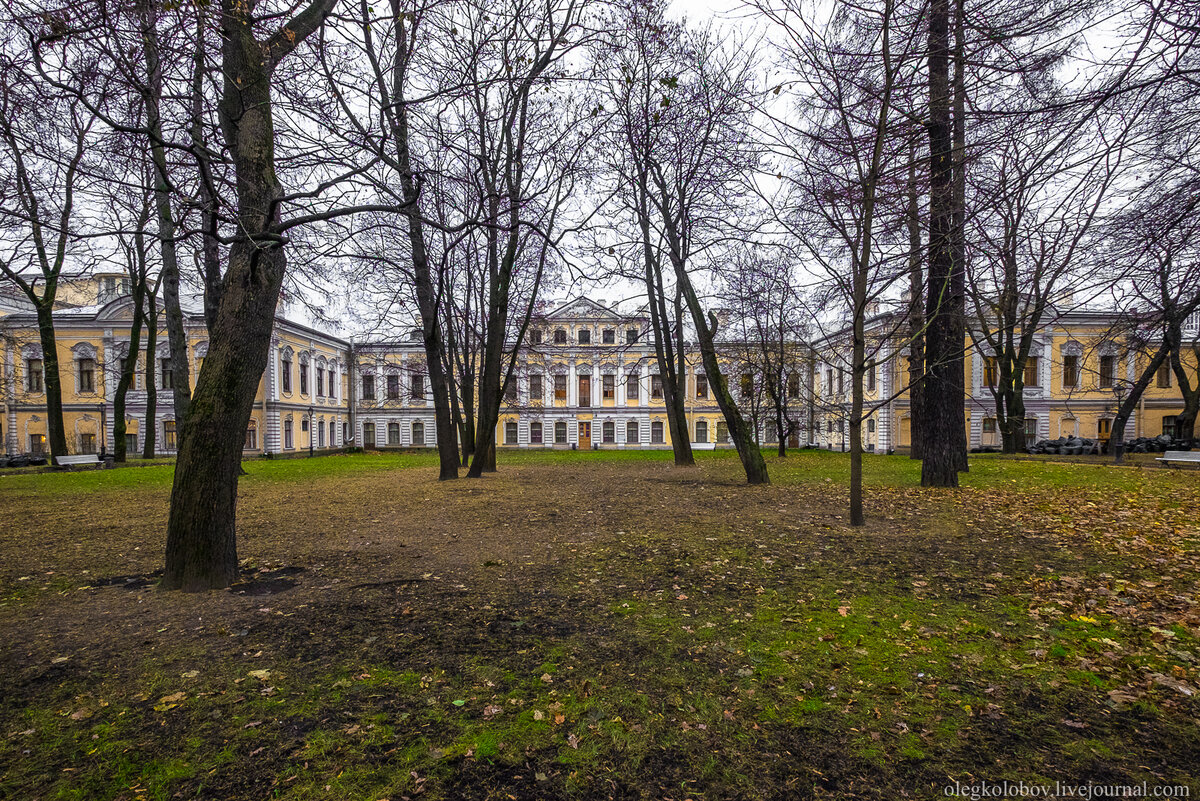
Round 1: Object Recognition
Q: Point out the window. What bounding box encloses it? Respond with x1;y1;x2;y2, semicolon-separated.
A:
696;373;708;399
245;424;257;450
362;421;375;446
164;420;178;449
388;422;401;445
867;418;876;434
79;433;96;454
530;329;543;345
984;357;997;387
281;355;292;393
1023;417;1037;438
603;328;615;344
300;360;309;395
342;422;348;443
301;417;309;433
1163;415;1177;438
26;359;43;393
316;368;324;397
741;374;754;399
318;421;326;447
505;382;518;403
825;369;834;395
603;421;615;443
626;374;640;402
362;374;376;400
578;421;591;443
28;434;45;455
1023;357;1039;387
329;369;337;398
411;373;425;399
787;373;800;399
554;328;567;344
413;421;425;445
284;419;294;449
836;370;843;395
554;374;567;400
579;375;591;407
506;421;519;444
626;421;639;443
602;374;615;400
555;421;568;443
695;420;708;442
1063;354;1079;388
578;329;591;345
387;374;400;399
1158;361;1172;388
651;421;664;443
866;361;876;393
982;418;997;433
79;358;96;393
651;375;663;399
626;328;639;344
530;374;543;401
126;433;138;453
157;358;171;391
531;421;543;444
716;422;729;443
1099;355;1115;388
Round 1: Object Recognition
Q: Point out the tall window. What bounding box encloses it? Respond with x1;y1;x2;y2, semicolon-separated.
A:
388;422;401;445
651;421;664;443
555;421;567;443
300;360;309;395
158;358;172;391
554;328;567;344
387;374;400;399
245;423;258;450
505;382;518;403
695;420;708;442
651;375;663;399
787;373;800;399
531;421;543;444
362;421;375;446
126;433;138;453
79;433;96;454
717;422;729;443
411;373;425;399
316;368;324;397
554;374;567;400
835;370;843;395
318;421;326;447
1158;361;1172;388
578;375;591;407
164;420;178;449
602;374;615;400
1163;415;1177;438
26;359;43;393
29;434;46;455
826;369;834;395
603;328;615;344
328;369;337;399
866;361;876;393
1023;417;1037;439
984;357;997;387
626;328;639;344
695;373;708;399
578;329;591;345
1023;357;1039;387
626;374;639;402
530;374;543;401
362;374;376;400
281;355;293;393
413;421;425;445
79;358;96;393
506;421;519;444
741;374;754;399
284;418;294;449
1063;355;1079;388
626;420;639;443
530;329;543;345
603;421;615;443
1099;355;1115;388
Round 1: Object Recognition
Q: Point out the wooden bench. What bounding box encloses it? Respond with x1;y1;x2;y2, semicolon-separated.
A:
1157;450;1200;467
55;454;102;467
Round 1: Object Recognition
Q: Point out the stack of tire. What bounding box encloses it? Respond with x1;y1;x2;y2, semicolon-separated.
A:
1028;436;1099;455
0;455;49;468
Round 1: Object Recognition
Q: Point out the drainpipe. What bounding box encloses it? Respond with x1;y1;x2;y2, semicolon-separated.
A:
348;339;357;447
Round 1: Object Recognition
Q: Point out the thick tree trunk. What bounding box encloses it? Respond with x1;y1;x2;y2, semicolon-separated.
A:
35;304;69;460
950;0;969;473
1170;340;1199;440
921;0;959;488
142;299;158;459
1111;342;1171;464
907;151;924;460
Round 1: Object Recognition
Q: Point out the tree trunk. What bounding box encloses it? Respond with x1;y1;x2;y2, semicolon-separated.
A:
35;303;69;460
920;0;959;488
1111;342;1171;464
950;0;969;473
142;298;158;459
907;148;924;461
113;277;147;463
1170;340;1199;440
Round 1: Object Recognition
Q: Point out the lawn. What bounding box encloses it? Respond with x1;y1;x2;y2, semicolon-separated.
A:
1;450;1198;800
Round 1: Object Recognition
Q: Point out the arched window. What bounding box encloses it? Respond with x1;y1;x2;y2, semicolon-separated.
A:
505;421;518;444
412;421;426;445
695;420;708;442
388;422;401;445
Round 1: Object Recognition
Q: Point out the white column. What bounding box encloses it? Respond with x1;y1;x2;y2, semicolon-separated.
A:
568;361;577;407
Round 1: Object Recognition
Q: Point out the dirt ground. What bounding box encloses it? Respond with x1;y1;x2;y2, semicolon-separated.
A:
1;451;1198;800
